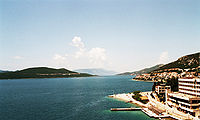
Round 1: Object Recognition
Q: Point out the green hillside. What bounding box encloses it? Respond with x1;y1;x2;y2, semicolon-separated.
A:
16;67;76;74
117;72;133;75
133;64;163;75
0;67;94;79
118;64;163;75
154;52;199;72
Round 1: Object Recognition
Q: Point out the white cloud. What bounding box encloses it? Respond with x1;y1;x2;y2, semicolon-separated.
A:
13;56;23;59
52;36;108;69
69;36;108;67
70;36;85;50
53;54;66;60
74;50;85;58
70;36;107;61
70;36;87;58
65;54;68;57
88;47;106;65
158;51;169;64
52;54;69;68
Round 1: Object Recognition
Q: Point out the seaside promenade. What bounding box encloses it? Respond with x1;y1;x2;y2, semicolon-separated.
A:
109;92;170;119
109;91;198;120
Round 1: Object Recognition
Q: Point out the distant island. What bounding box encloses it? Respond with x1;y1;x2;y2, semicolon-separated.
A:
75;68;117;76
0;67;94;79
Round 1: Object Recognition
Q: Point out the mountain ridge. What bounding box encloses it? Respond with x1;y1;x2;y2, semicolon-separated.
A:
75;68;117;76
153;52;200;72
135;52;200;81
118;64;163;75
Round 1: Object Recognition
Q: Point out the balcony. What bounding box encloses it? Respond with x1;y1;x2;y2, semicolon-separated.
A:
179;82;200;87
168;93;190;101
179;78;200;82
179;86;200;92
177;101;200;106
179;89;200;96
179;105;200;112
169;98;176;102
179;106;194;112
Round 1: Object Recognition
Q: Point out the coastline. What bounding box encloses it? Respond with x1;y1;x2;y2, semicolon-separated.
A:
108;93;148;108
132;79;154;82
108;92;174;120
0;75;97;80
109;91;196;120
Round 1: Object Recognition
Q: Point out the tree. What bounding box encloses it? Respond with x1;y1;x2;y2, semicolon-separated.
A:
152;82;156;91
166;76;178;92
133;91;141;95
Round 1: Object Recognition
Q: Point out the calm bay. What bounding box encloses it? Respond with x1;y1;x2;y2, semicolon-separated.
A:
0;75;156;120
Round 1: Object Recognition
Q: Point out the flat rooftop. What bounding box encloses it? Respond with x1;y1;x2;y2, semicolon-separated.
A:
168;92;200;100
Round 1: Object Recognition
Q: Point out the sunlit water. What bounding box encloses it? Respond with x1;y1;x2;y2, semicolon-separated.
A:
0;75;156;120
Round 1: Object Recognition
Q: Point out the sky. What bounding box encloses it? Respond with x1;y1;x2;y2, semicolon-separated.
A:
0;0;200;73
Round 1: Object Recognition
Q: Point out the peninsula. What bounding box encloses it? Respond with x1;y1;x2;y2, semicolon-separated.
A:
0;67;94;79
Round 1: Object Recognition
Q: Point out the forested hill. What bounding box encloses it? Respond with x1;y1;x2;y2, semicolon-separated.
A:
17;67;76;74
154;52;200;72
0;67;94;79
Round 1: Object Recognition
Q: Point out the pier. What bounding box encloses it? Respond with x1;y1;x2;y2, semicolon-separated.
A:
110;107;171;119
110;107;142;111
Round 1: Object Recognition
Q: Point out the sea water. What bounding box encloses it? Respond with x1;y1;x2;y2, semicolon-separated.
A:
0;75;156;120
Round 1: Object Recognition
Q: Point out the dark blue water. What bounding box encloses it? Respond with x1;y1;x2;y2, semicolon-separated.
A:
0;75;155;120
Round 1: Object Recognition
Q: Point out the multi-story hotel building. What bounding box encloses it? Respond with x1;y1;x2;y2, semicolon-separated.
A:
155;84;171;95
166;77;200;118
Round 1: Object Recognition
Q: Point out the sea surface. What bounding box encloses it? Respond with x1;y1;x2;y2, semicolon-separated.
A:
0;75;156;120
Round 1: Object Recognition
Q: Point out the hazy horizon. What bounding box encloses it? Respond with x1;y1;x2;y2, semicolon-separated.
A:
1;0;200;73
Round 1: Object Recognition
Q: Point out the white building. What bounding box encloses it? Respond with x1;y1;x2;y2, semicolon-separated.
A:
166;77;200;119
155;84;171;95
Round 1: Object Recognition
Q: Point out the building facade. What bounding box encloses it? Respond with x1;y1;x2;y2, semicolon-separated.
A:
155;84;171;95
166;78;200;118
